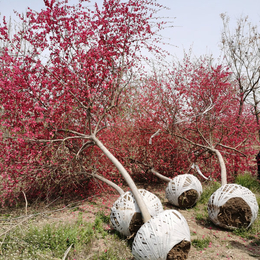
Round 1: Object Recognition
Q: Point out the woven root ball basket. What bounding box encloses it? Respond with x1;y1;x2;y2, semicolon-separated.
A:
132;209;191;260
110;189;163;236
208;183;259;229
166;174;203;208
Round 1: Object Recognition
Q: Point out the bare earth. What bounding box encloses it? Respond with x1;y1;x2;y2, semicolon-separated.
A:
62;183;260;259
1;183;259;259
150;184;260;260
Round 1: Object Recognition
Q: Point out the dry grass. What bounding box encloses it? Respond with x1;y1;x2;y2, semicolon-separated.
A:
0;176;259;259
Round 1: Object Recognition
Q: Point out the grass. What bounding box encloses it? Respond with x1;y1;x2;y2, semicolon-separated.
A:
0;173;259;259
197;180;221;205
235;172;260;193
195;212;206;221
232;173;260;243
232;217;260;249
0;216;93;259
0;211;133;260
191;237;211;250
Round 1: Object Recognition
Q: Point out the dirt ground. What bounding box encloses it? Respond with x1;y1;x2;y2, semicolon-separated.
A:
178;206;260;260
101;183;260;260
1;183;260;260
152;184;260;260
66;183;260;259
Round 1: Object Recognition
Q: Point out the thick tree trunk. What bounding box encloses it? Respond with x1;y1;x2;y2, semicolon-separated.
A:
151;168;171;182
92;173;124;195
212;148;227;186
91;135;151;222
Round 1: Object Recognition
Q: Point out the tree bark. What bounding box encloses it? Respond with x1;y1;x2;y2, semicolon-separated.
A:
212;148;227;186
151;168;171;182
92;173;124;195
91;135;151;222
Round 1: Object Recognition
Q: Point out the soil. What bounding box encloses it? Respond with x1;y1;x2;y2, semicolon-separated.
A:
167;240;191;260
178;189;198;208
143;184;260;260
1;183;260;259
218;197;252;228
129;212;143;235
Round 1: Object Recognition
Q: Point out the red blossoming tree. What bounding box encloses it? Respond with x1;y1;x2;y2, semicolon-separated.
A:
0;0;166;206
126;55;258;185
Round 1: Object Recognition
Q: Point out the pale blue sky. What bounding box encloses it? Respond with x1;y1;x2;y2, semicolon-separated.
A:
0;0;260;60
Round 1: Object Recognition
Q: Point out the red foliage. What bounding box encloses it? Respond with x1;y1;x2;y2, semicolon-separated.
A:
121;55;258;183
171;56;258;182
0;1;257;206
0;0;165;205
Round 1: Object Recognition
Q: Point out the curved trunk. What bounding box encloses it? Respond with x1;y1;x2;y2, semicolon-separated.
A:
91;135;151;222
212;148;227;186
92;173;124;195
151;168;171;182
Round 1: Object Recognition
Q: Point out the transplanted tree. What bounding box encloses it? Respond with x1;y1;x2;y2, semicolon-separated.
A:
111;68;192;183
0;0;165;207
137;55;257;185
0;2;193;258
172;56;258;184
89;172;163;237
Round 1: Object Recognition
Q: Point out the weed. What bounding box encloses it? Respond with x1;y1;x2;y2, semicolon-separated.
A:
198;181;221;205
96;211;110;224
235;173;260;193
233;216;260;239
94;248;120;260
93;214;109;238
195;212;206;221
233;227;254;239
192;237;211;250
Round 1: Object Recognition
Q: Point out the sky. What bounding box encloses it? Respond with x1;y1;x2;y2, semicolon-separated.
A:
0;0;260;61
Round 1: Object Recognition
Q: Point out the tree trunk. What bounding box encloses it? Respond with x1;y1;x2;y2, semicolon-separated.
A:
151;168;171;182
92;173;124;195
91;135;151;222
212;148;227;186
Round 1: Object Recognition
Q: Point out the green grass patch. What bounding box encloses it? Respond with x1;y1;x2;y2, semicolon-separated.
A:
0;216;94;259
96;211;110;224
192;237;211;250
195;212;206;221
235;173;260;193
232;213;260;241
0;211;132;260
197;180;221;205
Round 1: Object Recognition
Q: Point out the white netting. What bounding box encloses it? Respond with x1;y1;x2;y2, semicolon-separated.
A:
208;184;259;229
165;174;203;206
110;189;164;236
132;210;191;260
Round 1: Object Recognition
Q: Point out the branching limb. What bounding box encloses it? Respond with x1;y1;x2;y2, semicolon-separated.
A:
217;142;247;157
90;172;124;195
197;125;212;147
172;133;211;151
76;141;95;159
149;129;161;144
150;168;171;182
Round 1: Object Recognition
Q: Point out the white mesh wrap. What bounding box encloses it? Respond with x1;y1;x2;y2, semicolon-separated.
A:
132;210;191;260
110;189;163;236
208;184;259;229
165;174;203;206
